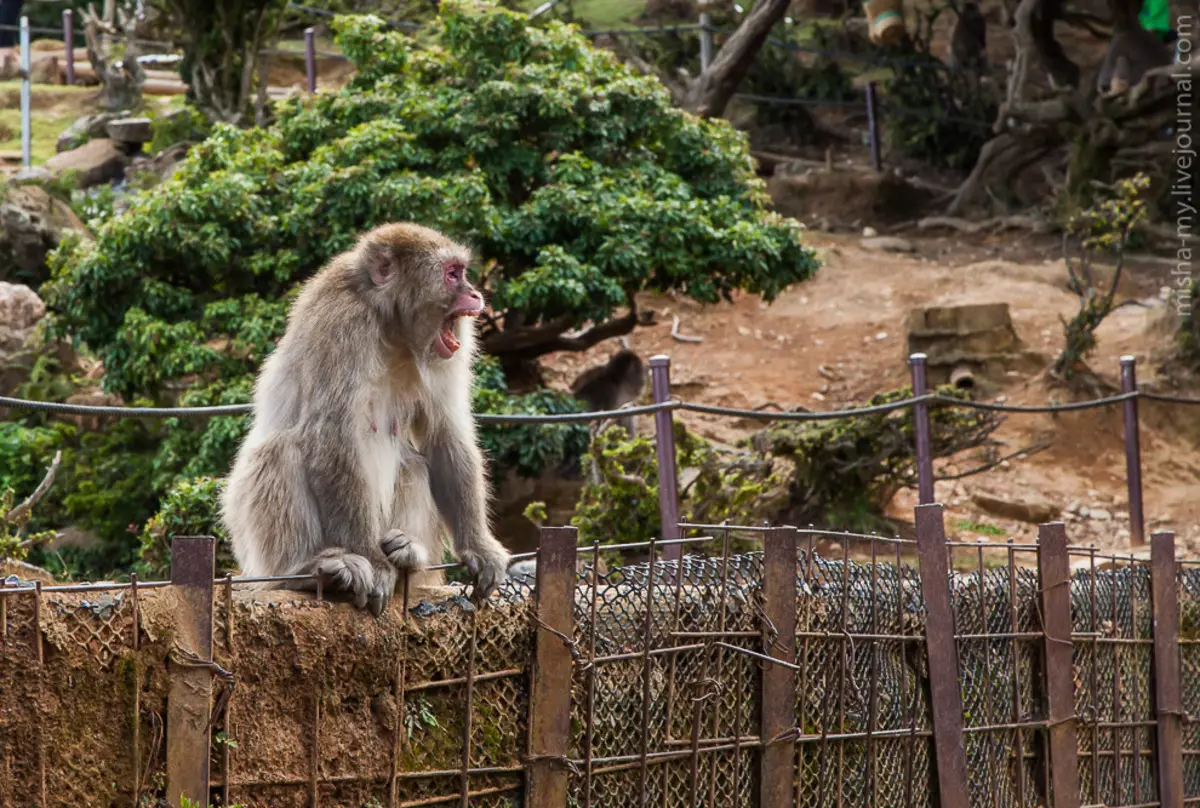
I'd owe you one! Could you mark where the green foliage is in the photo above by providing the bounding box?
[160,0,290,124]
[47,1,815,400]
[762,385,998,531]
[568,422,786,558]
[1180,279,1199,368]
[1053,173,1149,378]
[136,476,234,579]
[148,105,214,154]
[881,6,997,170]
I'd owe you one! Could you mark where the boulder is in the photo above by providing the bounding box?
[29,54,61,85]
[861,236,916,253]
[0,281,46,395]
[43,138,126,188]
[56,112,122,153]
[0,184,87,285]
[970,491,1060,524]
[105,117,153,148]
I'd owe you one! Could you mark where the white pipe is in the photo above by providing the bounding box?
[20,15,30,168]
[699,11,713,71]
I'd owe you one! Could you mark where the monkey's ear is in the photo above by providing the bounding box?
[364,245,395,286]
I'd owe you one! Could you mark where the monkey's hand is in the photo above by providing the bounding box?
[460,544,510,604]
[381,529,432,571]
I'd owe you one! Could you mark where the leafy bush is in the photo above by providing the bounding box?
[880,5,997,171]
[136,476,233,578]
[566,422,787,561]
[46,1,816,399]
[762,386,999,530]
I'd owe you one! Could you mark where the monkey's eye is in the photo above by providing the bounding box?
[445,262,465,283]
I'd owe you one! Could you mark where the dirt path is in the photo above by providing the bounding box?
[540,230,1200,555]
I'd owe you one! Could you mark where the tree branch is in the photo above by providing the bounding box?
[683,0,792,118]
[483,301,639,360]
[5,451,63,527]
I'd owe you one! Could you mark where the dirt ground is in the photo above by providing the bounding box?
[540,227,1200,557]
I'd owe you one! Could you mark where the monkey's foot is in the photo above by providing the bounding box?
[381,529,431,571]
[311,548,376,611]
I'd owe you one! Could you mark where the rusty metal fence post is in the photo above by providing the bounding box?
[914,504,968,808]
[526,526,578,807]
[1120,356,1145,545]
[908,353,935,505]
[1037,522,1080,808]
[166,536,216,808]
[760,526,798,808]
[1150,530,1184,807]
[649,356,682,567]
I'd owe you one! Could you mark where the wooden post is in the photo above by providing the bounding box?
[649,356,682,569]
[1037,522,1080,808]
[760,526,797,808]
[526,526,577,807]
[166,536,216,808]
[1150,531,1184,807]
[914,504,969,808]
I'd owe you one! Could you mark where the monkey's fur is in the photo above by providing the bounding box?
[221,223,511,616]
[570,346,646,435]
[947,1,988,73]
[1096,28,1173,96]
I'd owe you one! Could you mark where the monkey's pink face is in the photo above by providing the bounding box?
[434,259,484,359]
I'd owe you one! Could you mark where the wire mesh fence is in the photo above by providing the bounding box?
[0,516,1194,807]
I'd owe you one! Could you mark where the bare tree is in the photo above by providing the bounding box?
[601,0,794,119]
[82,0,146,111]
[947,0,1190,216]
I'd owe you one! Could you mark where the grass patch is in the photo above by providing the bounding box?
[955,518,1006,537]
[517,0,642,29]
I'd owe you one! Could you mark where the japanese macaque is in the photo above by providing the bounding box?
[570,340,646,435]
[947,1,988,73]
[221,223,511,616]
[1096,28,1174,96]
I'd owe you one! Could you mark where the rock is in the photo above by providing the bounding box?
[0,184,87,285]
[43,138,126,188]
[1089,508,1113,521]
[105,117,153,148]
[861,236,915,253]
[1066,500,1080,514]
[862,226,878,237]
[0,281,46,395]
[56,112,122,153]
[29,54,61,85]
[12,166,53,182]
[970,491,1060,524]
[63,389,126,431]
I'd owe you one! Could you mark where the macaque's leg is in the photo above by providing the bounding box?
[385,462,448,592]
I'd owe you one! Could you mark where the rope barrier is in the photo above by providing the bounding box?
[2,388,1193,424]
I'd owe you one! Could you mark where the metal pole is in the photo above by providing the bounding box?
[649,355,682,567]
[304,27,316,94]
[698,10,713,72]
[62,10,74,86]
[865,81,881,172]
[1120,356,1145,545]
[19,15,30,168]
[1150,531,1184,806]
[908,353,935,504]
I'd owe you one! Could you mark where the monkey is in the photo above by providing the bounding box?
[1096,28,1174,97]
[946,1,988,73]
[220,222,511,617]
[569,340,646,436]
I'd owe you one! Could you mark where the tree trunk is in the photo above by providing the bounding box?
[683,0,792,118]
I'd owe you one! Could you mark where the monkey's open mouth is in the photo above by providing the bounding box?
[433,313,474,359]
